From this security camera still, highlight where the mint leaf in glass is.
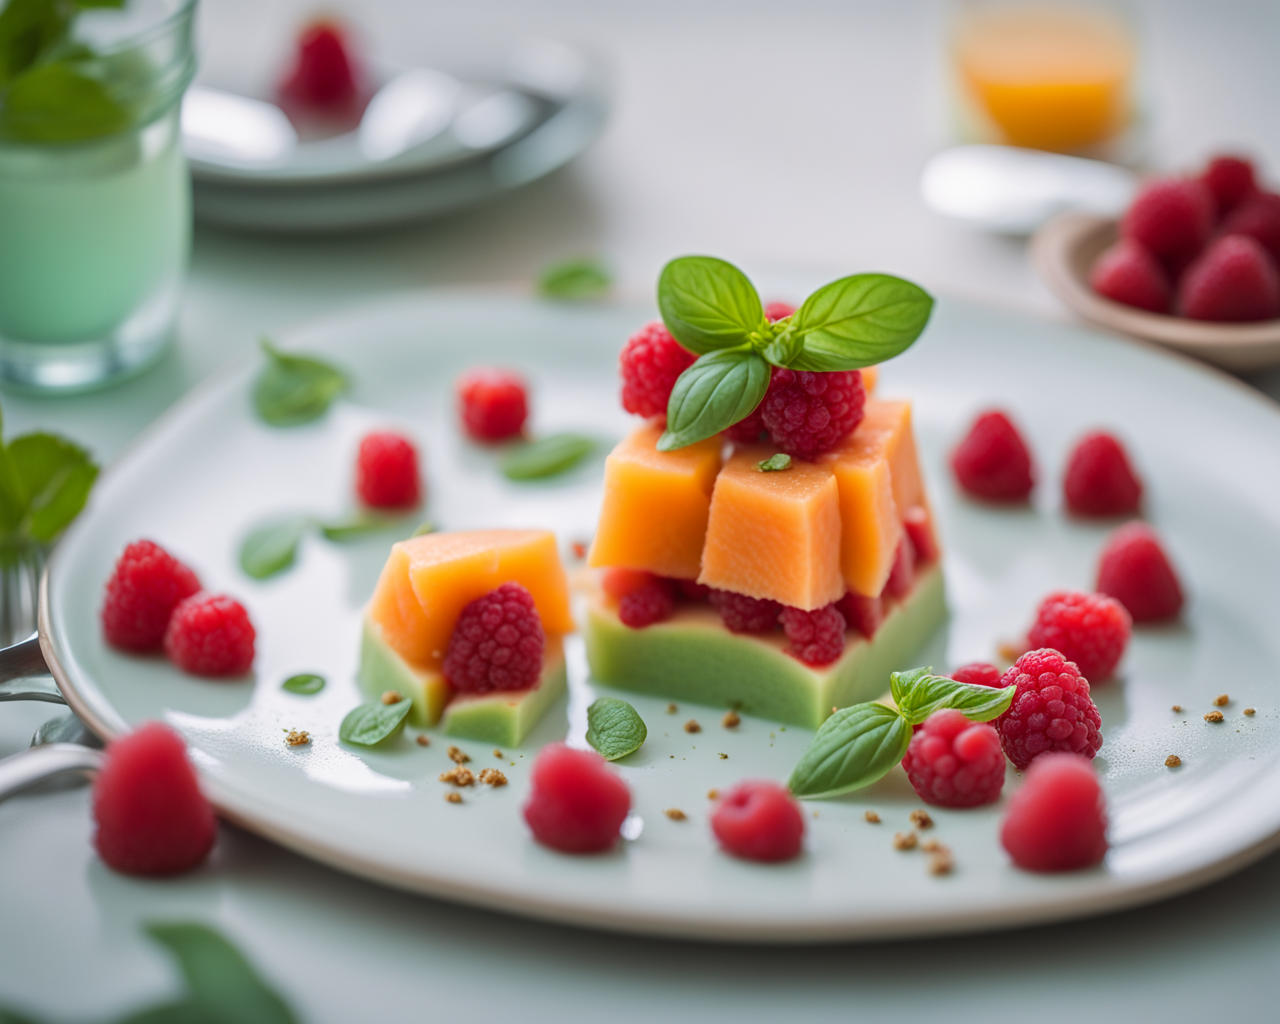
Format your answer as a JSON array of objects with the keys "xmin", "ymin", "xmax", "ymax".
[
  {"xmin": 339, "ymin": 698, "xmax": 412, "ymax": 746},
  {"xmin": 787, "ymin": 274, "xmax": 934, "ymax": 372},
  {"xmin": 0, "ymin": 61, "xmax": 129, "ymax": 142},
  {"xmin": 240, "ymin": 516, "xmax": 310, "ymax": 580},
  {"xmin": 501, "ymin": 433, "xmax": 595, "ymax": 480},
  {"xmin": 281, "ymin": 673, "xmax": 325, "ymax": 695},
  {"xmin": 253, "ymin": 339, "xmax": 349, "ymax": 427},
  {"xmin": 586, "ymin": 697, "xmax": 647, "ymax": 761},
  {"xmin": 757, "ymin": 453, "xmax": 791, "ymax": 472},
  {"xmin": 538, "ymin": 257, "xmax": 612, "ymax": 300},
  {"xmin": 788, "ymin": 702, "xmax": 912, "ymax": 798},
  {"xmin": 657, "ymin": 255, "xmax": 767, "ymax": 354},
  {"xmin": 658, "ymin": 348, "xmax": 770, "ymax": 451}
]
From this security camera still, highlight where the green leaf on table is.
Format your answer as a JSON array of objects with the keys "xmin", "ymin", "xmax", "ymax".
[
  {"xmin": 787, "ymin": 702, "xmax": 911, "ymax": 799},
  {"xmin": 281, "ymin": 673, "xmax": 325, "ymax": 695},
  {"xmin": 411, "ymin": 520, "xmax": 436, "ymax": 537},
  {"xmin": 318, "ymin": 511, "xmax": 412, "ymax": 542},
  {"xmin": 890, "ymin": 666, "xmax": 1015, "ymax": 727},
  {"xmin": 657, "ymin": 348, "xmax": 770, "ymax": 451},
  {"xmin": 253, "ymin": 339, "xmax": 349, "ymax": 427},
  {"xmin": 239, "ymin": 517, "xmax": 310, "ymax": 580},
  {"xmin": 788, "ymin": 273, "xmax": 934, "ymax": 372},
  {"xmin": 501, "ymin": 433, "xmax": 595, "ymax": 480},
  {"xmin": 757, "ymin": 453, "xmax": 791, "ymax": 472},
  {"xmin": 657, "ymin": 256, "xmax": 766, "ymax": 354},
  {"xmin": 0, "ymin": 61, "xmax": 131, "ymax": 142},
  {"xmin": 538, "ymin": 257, "xmax": 612, "ymax": 300},
  {"xmin": 141, "ymin": 922, "xmax": 298, "ymax": 1024},
  {"xmin": 7, "ymin": 432, "xmax": 98, "ymax": 543},
  {"xmin": 585, "ymin": 697, "xmax": 647, "ymax": 761},
  {"xmin": 339, "ymin": 698, "xmax": 411, "ymax": 746}
]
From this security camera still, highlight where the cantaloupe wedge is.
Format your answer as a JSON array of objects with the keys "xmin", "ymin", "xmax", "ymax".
[
  {"xmin": 588, "ymin": 422, "xmax": 722, "ymax": 580},
  {"xmin": 698, "ymin": 445, "xmax": 844, "ymax": 611},
  {"xmin": 861, "ymin": 366, "xmax": 879, "ymax": 393}
]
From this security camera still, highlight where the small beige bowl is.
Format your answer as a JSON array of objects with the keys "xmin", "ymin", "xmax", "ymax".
[{"xmin": 1031, "ymin": 211, "xmax": 1280, "ymax": 372}]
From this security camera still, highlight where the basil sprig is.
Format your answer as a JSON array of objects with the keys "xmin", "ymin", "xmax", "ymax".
[
  {"xmin": 787, "ymin": 666, "xmax": 1014, "ymax": 798},
  {"xmin": 339, "ymin": 697, "xmax": 412, "ymax": 746},
  {"xmin": 655, "ymin": 256, "xmax": 933, "ymax": 451},
  {"xmin": 585, "ymin": 697, "xmax": 647, "ymax": 761},
  {"xmin": 253, "ymin": 339, "xmax": 349, "ymax": 427}
]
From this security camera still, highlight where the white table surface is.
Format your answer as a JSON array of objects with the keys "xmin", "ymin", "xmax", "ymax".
[{"xmin": 3, "ymin": 1, "xmax": 1280, "ymax": 1020}]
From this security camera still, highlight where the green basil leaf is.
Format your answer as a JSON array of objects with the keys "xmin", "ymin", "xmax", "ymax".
[
  {"xmin": 657, "ymin": 349, "xmax": 770, "ymax": 451},
  {"xmin": 787, "ymin": 702, "xmax": 911, "ymax": 799},
  {"xmin": 318, "ymin": 512, "xmax": 410, "ymax": 542},
  {"xmin": 757, "ymin": 453, "xmax": 791, "ymax": 472},
  {"xmin": 789, "ymin": 274, "xmax": 934, "ymax": 371},
  {"xmin": 281, "ymin": 673, "xmax": 325, "ymax": 695},
  {"xmin": 240, "ymin": 517, "xmax": 310, "ymax": 580},
  {"xmin": 657, "ymin": 256, "xmax": 766, "ymax": 354},
  {"xmin": 889, "ymin": 665, "xmax": 932, "ymax": 708},
  {"xmin": 6, "ymin": 432, "xmax": 98, "ymax": 543},
  {"xmin": 339, "ymin": 698, "xmax": 412, "ymax": 746},
  {"xmin": 585, "ymin": 697, "xmax": 647, "ymax": 761},
  {"xmin": 411, "ymin": 520, "xmax": 436, "ymax": 537},
  {"xmin": 0, "ymin": 61, "xmax": 130, "ymax": 142},
  {"xmin": 0, "ymin": 0, "xmax": 70, "ymax": 86},
  {"xmin": 501, "ymin": 433, "xmax": 595, "ymax": 480},
  {"xmin": 143, "ymin": 922, "xmax": 298, "ymax": 1024},
  {"xmin": 538, "ymin": 257, "xmax": 612, "ymax": 300},
  {"xmin": 892, "ymin": 670, "xmax": 1015, "ymax": 726},
  {"xmin": 253, "ymin": 339, "xmax": 349, "ymax": 427}
]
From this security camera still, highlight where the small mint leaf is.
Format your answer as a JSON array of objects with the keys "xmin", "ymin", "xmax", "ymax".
[
  {"xmin": 6, "ymin": 431, "xmax": 97, "ymax": 543},
  {"xmin": 787, "ymin": 702, "xmax": 911, "ymax": 798},
  {"xmin": 411, "ymin": 520, "xmax": 436, "ymax": 537},
  {"xmin": 240, "ymin": 516, "xmax": 310, "ymax": 579},
  {"xmin": 501, "ymin": 433, "xmax": 595, "ymax": 480},
  {"xmin": 538, "ymin": 257, "xmax": 612, "ymax": 300},
  {"xmin": 761, "ymin": 326, "xmax": 803, "ymax": 367},
  {"xmin": 281, "ymin": 673, "xmax": 325, "ymax": 695},
  {"xmin": 657, "ymin": 256, "xmax": 766, "ymax": 355},
  {"xmin": 339, "ymin": 698, "xmax": 411, "ymax": 746},
  {"xmin": 0, "ymin": 61, "xmax": 130, "ymax": 142},
  {"xmin": 657, "ymin": 349, "xmax": 770, "ymax": 451},
  {"xmin": 585, "ymin": 697, "xmax": 647, "ymax": 761},
  {"xmin": 253, "ymin": 339, "xmax": 349, "ymax": 427},
  {"xmin": 790, "ymin": 274, "xmax": 933, "ymax": 372},
  {"xmin": 319, "ymin": 512, "xmax": 410, "ymax": 542},
  {"xmin": 756, "ymin": 453, "xmax": 791, "ymax": 472},
  {"xmin": 891, "ymin": 668, "xmax": 1016, "ymax": 727}
]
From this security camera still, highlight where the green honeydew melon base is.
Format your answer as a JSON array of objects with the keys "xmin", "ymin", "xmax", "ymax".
[{"xmin": 584, "ymin": 564, "xmax": 947, "ymax": 729}]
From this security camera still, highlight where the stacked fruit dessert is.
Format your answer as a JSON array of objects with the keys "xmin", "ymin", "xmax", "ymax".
[
  {"xmin": 360, "ymin": 529, "xmax": 575, "ymax": 745},
  {"xmin": 584, "ymin": 257, "xmax": 943, "ymax": 728}
]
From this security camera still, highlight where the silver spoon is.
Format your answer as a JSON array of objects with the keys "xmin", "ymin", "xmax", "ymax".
[
  {"xmin": 0, "ymin": 632, "xmax": 60, "ymax": 704},
  {"xmin": 0, "ymin": 743, "xmax": 104, "ymax": 803}
]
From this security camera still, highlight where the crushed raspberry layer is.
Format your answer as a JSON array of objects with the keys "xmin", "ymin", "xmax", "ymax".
[
  {"xmin": 780, "ymin": 604, "xmax": 846, "ymax": 666},
  {"xmin": 619, "ymin": 321, "xmax": 697, "ymax": 419},
  {"xmin": 951, "ymin": 410, "xmax": 1035, "ymax": 502},
  {"xmin": 457, "ymin": 368, "xmax": 529, "ymax": 442},
  {"xmin": 523, "ymin": 743, "xmax": 631, "ymax": 853},
  {"xmin": 994, "ymin": 648, "xmax": 1104, "ymax": 769},
  {"xmin": 163, "ymin": 594, "xmax": 255, "ymax": 677},
  {"xmin": 1027, "ymin": 590, "xmax": 1131, "ymax": 682},
  {"xmin": 758, "ymin": 368, "xmax": 865, "ymax": 460},
  {"xmin": 102, "ymin": 540, "xmax": 201, "ymax": 652},
  {"xmin": 356, "ymin": 431, "xmax": 421, "ymax": 509},
  {"xmin": 709, "ymin": 590, "xmax": 781, "ymax": 633},
  {"xmin": 443, "ymin": 582, "xmax": 545, "ymax": 693},
  {"xmin": 711, "ymin": 780, "xmax": 804, "ymax": 862},
  {"xmin": 902, "ymin": 708, "xmax": 1006, "ymax": 808},
  {"xmin": 839, "ymin": 591, "xmax": 884, "ymax": 640},
  {"xmin": 1063, "ymin": 432, "xmax": 1143, "ymax": 517},
  {"xmin": 1096, "ymin": 522, "xmax": 1185, "ymax": 623},
  {"xmin": 1000, "ymin": 753, "xmax": 1108, "ymax": 872},
  {"xmin": 619, "ymin": 579, "xmax": 676, "ymax": 628}
]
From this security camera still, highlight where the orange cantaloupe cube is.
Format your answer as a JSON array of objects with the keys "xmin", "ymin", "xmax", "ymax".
[
  {"xmin": 698, "ymin": 445, "xmax": 844, "ymax": 610},
  {"xmin": 588, "ymin": 422, "xmax": 723, "ymax": 580},
  {"xmin": 861, "ymin": 365, "xmax": 879, "ymax": 393},
  {"xmin": 367, "ymin": 529, "xmax": 573, "ymax": 668}
]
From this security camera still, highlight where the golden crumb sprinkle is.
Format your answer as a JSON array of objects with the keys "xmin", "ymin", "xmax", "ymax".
[
  {"xmin": 707, "ymin": 789, "xmax": 719, "ymax": 800},
  {"xmin": 1171, "ymin": 705, "xmax": 1182, "ymax": 713},
  {"xmin": 929, "ymin": 851, "xmax": 955, "ymax": 875},
  {"xmin": 864, "ymin": 811, "xmax": 881, "ymax": 824},
  {"xmin": 894, "ymin": 831, "xmax": 918, "ymax": 851},
  {"xmin": 439, "ymin": 766, "xmax": 476, "ymax": 787},
  {"xmin": 666, "ymin": 702, "xmax": 678, "ymax": 714},
  {"xmin": 284, "ymin": 729, "xmax": 310, "ymax": 747},
  {"xmin": 921, "ymin": 839, "xmax": 948, "ymax": 854},
  {"xmin": 1205, "ymin": 711, "xmax": 1224, "ymax": 723},
  {"xmin": 1245, "ymin": 708, "xmax": 1257, "ymax": 716},
  {"xmin": 664, "ymin": 808, "xmax": 687, "ymax": 821},
  {"xmin": 684, "ymin": 719, "xmax": 702, "ymax": 733},
  {"xmin": 909, "ymin": 809, "xmax": 934, "ymax": 829},
  {"xmin": 1214, "ymin": 693, "xmax": 1230, "ymax": 707},
  {"xmin": 380, "ymin": 690, "xmax": 403, "ymax": 705},
  {"xmin": 445, "ymin": 792, "xmax": 463, "ymax": 804},
  {"xmin": 1165, "ymin": 755, "xmax": 1182, "ymax": 767},
  {"xmin": 722, "ymin": 710, "xmax": 741, "ymax": 728},
  {"xmin": 997, "ymin": 641, "xmax": 1023, "ymax": 663},
  {"xmin": 478, "ymin": 768, "xmax": 508, "ymax": 787},
  {"xmin": 447, "ymin": 745, "xmax": 471, "ymax": 764},
  {"xmin": 415, "ymin": 734, "xmax": 430, "ymax": 746},
  {"xmin": 718, "ymin": 752, "xmax": 728, "ymax": 759},
  {"xmin": 493, "ymin": 749, "xmax": 504, "ymax": 759}
]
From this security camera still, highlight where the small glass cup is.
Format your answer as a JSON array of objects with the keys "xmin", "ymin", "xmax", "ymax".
[{"xmin": 0, "ymin": 0, "xmax": 197, "ymax": 393}]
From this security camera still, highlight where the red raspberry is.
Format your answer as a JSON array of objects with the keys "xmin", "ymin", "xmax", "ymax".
[
  {"xmin": 1000, "ymin": 753, "xmax": 1108, "ymax": 872},
  {"xmin": 93, "ymin": 722, "xmax": 216, "ymax": 876},
  {"xmin": 1089, "ymin": 239, "xmax": 1172, "ymax": 314},
  {"xmin": 600, "ymin": 567, "xmax": 652, "ymax": 601},
  {"xmin": 102, "ymin": 540, "xmax": 201, "ymax": 652},
  {"xmin": 1120, "ymin": 177, "xmax": 1215, "ymax": 277},
  {"xmin": 902, "ymin": 709, "xmax": 1006, "ymax": 808},
  {"xmin": 356, "ymin": 431, "xmax": 421, "ymax": 509},
  {"xmin": 1178, "ymin": 234, "xmax": 1280, "ymax": 322},
  {"xmin": 279, "ymin": 21, "xmax": 360, "ymax": 111},
  {"xmin": 1219, "ymin": 193, "xmax": 1280, "ymax": 265},
  {"xmin": 1201, "ymin": 155, "xmax": 1258, "ymax": 218},
  {"xmin": 839, "ymin": 591, "xmax": 883, "ymax": 640},
  {"xmin": 951, "ymin": 662, "xmax": 1002, "ymax": 687},
  {"xmin": 994, "ymin": 649, "xmax": 1104, "ymax": 769},
  {"xmin": 1063, "ymin": 431, "xmax": 1143, "ymax": 517},
  {"xmin": 780, "ymin": 603, "xmax": 846, "ymax": 666},
  {"xmin": 709, "ymin": 589, "xmax": 780, "ymax": 633},
  {"xmin": 1096, "ymin": 522, "xmax": 1184, "ymax": 623},
  {"xmin": 1027, "ymin": 590, "xmax": 1130, "ymax": 681},
  {"xmin": 523, "ymin": 743, "xmax": 631, "ymax": 853},
  {"xmin": 457, "ymin": 368, "xmax": 529, "ymax": 442},
  {"xmin": 619, "ymin": 321, "xmax": 696, "ymax": 419},
  {"xmin": 951, "ymin": 410, "xmax": 1035, "ymax": 502},
  {"xmin": 164, "ymin": 595, "xmax": 256, "ymax": 676},
  {"xmin": 676, "ymin": 579, "xmax": 710, "ymax": 602},
  {"xmin": 443, "ymin": 582, "xmax": 544, "ymax": 693},
  {"xmin": 723, "ymin": 406, "xmax": 767, "ymax": 444},
  {"xmin": 902, "ymin": 506, "xmax": 939, "ymax": 564},
  {"xmin": 759, "ymin": 369, "xmax": 865, "ymax": 460},
  {"xmin": 618, "ymin": 579, "xmax": 676, "ymax": 628},
  {"xmin": 884, "ymin": 538, "xmax": 914, "ymax": 600},
  {"xmin": 710, "ymin": 780, "xmax": 804, "ymax": 862},
  {"xmin": 764, "ymin": 301, "xmax": 797, "ymax": 321}
]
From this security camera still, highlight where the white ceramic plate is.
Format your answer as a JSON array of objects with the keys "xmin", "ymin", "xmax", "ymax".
[{"xmin": 41, "ymin": 292, "xmax": 1280, "ymax": 942}]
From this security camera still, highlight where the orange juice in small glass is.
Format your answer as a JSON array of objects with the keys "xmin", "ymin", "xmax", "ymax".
[{"xmin": 952, "ymin": 0, "xmax": 1138, "ymax": 155}]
